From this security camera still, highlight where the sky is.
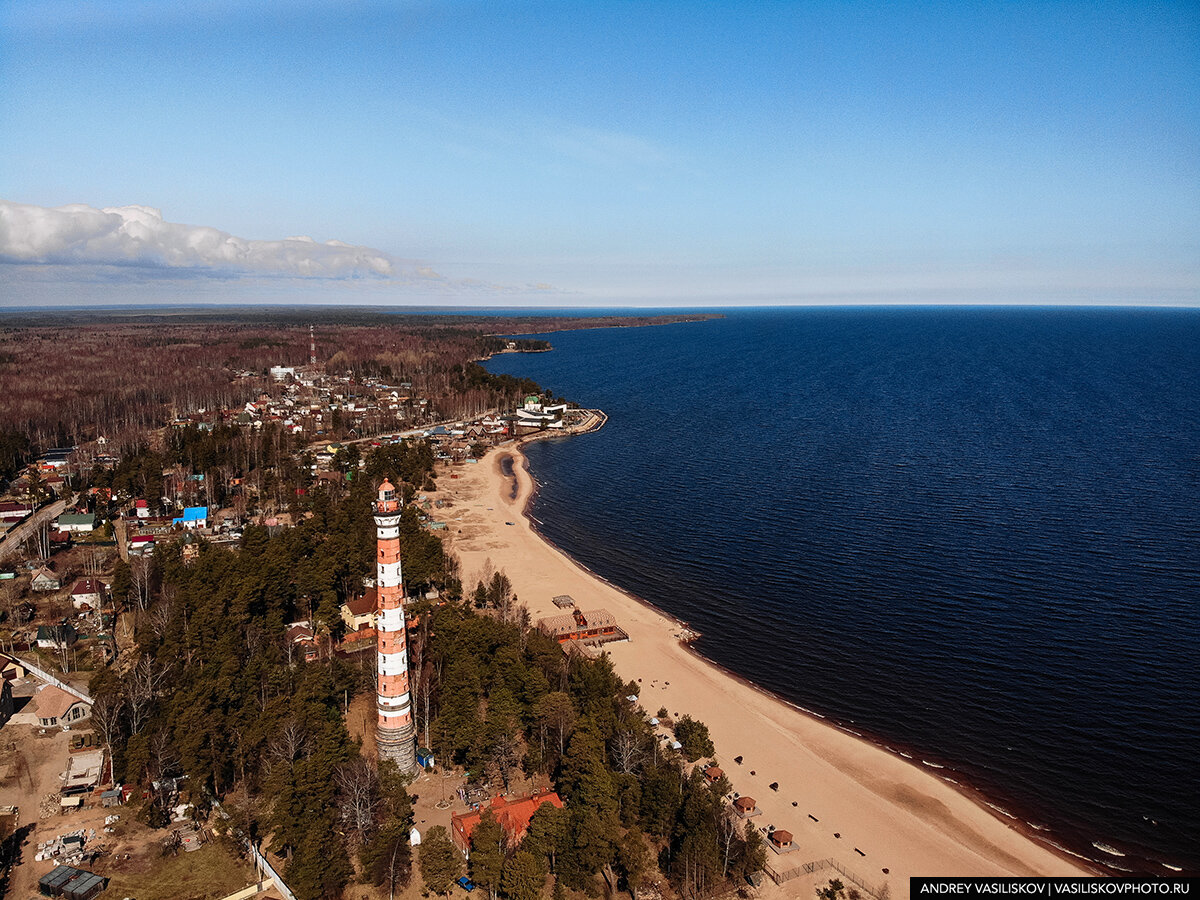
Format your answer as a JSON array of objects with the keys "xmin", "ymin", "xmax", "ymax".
[{"xmin": 1, "ymin": 0, "xmax": 1198, "ymax": 307}]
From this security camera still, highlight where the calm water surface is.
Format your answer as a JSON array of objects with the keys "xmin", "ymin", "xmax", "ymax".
[{"xmin": 483, "ymin": 307, "xmax": 1200, "ymax": 874}]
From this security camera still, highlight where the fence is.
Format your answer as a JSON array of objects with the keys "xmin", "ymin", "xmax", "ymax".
[
  {"xmin": 12, "ymin": 655, "xmax": 91, "ymax": 704},
  {"xmin": 765, "ymin": 856, "xmax": 885, "ymax": 899},
  {"xmin": 247, "ymin": 841, "xmax": 297, "ymax": 900},
  {"xmin": 212, "ymin": 798, "xmax": 298, "ymax": 900}
]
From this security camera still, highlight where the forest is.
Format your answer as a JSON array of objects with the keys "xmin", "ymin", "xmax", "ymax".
[
  {"xmin": 86, "ymin": 440, "xmax": 762, "ymax": 900},
  {"xmin": 0, "ymin": 309, "xmax": 717, "ymax": 452}
]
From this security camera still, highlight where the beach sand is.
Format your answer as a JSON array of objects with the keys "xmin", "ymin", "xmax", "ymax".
[{"xmin": 432, "ymin": 439, "xmax": 1095, "ymax": 896}]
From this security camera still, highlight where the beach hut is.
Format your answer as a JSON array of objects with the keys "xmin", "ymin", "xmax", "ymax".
[
  {"xmin": 704, "ymin": 766, "xmax": 724, "ymax": 783},
  {"xmin": 733, "ymin": 796, "xmax": 760, "ymax": 818},
  {"xmin": 768, "ymin": 829, "xmax": 793, "ymax": 849}
]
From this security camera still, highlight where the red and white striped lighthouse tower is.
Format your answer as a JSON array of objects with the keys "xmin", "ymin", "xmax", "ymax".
[{"xmin": 374, "ymin": 479, "xmax": 417, "ymax": 772}]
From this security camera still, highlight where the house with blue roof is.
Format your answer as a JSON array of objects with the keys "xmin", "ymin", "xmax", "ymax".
[{"xmin": 172, "ymin": 506, "xmax": 208, "ymax": 529}]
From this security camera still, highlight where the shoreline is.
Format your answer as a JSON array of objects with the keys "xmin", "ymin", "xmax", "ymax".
[
  {"xmin": 506, "ymin": 449, "xmax": 1121, "ymax": 877},
  {"xmin": 435, "ymin": 437, "xmax": 1101, "ymax": 896}
]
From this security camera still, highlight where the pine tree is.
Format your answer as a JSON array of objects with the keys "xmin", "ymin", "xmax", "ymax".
[
  {"xmin": 618, "ymin": 828, "xmax": 651, "ymax": 898},
  {"xmin": 524, "ymin": 804, "xmax": 570, "ymax": 873},
  {"xmin": 470, "ymin": 809, "xmax": 506, "ymax": 900},
  {"xmin": 500, "ymin": 850, "xmax": 543, "ymax": 900},
  {"xmin": 360, "ymin": 820, "xmax": 412, "ymax": 898},
  {"xmin": 420, "ymin": 825, "xmax": 462, "ymax": 896}
]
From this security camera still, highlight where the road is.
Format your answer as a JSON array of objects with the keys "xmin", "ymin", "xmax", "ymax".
[
  {"xmin": 0, "ymin": 498, "xmax": 69, "ymax": 564},
  {"xmin": 303, "ymin": 409, "xmax": 501, "ymax": 452}
]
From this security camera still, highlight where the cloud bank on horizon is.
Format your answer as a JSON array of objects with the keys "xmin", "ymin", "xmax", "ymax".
[{"xmin": 0, "ymin": 199, "xmax": 399, "ymax": 279}]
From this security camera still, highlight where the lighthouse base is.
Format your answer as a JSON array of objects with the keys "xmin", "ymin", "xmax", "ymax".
[{"xmin": 376, "ymin": 723, "xmax": 417, "ymax": 774}]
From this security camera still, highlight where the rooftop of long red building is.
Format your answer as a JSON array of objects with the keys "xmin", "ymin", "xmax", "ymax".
[{"xmin": 450, "ymin": 790, "xmax": 564, "ymax": 853}]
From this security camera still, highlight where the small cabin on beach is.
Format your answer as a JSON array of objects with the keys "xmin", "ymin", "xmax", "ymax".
[
  {"xmin": 767, "ymin": 829, "xmax": 796, "ymax": 853},
  {"xmin": 733, "ymin": 796, "xmax": 761, "ymax": 818}
]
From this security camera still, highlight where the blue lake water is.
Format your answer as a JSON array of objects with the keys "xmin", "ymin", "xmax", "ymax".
[{"xmin": 483, "ymin": 306, "xmax": 1200, "ymax": 874}]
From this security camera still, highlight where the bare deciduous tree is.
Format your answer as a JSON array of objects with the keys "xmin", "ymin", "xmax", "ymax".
[
  {"xmin": 335, "ymin": 757, "xmax": 380, "ymax": 843},
  {"xmin": 610, "ymin": 729, "xmax": 646, "ymax": 775},
  {"xmin": 126, "ymin": 656, "xmax": 170, "ymax": 735},
  {"xmin": 90, "ymin": 692, "xmax": 125, "ymax": 761},
  {"xmin": 267, "ymin": 718, "xmax": 311, "ymax": 766}
]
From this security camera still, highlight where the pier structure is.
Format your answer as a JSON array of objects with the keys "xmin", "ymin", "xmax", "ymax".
[{"xmin": 373, "ymin": 479, "xmax": 417, "ymax": 772}]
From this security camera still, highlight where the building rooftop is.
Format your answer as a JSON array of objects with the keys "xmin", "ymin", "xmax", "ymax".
[
  {"xmin": 345, "ymin": 589, "xmax": 377, "ymax": 616},
  {"xmin": 452, "ymin": 791, "xmax": 564, "ymax": 851},
  {"xmin": 57, "ymin": 513, "xmax": 96, "ymax": 526},
  {"xmin": 536, "ymin": 609, "xmax": 628, "ymax": 646},
  {"xmin": 35, "ymin": 685, "xmax": 82, "ymax": 721}
]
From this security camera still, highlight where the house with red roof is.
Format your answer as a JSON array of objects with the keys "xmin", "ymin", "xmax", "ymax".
[
  {"xmin": 70, "ymin": 578, "xmax": 104, "ymax": 610},
  {"xmin": 451, "ymin": 790, "xmax": 564, "ymax": 858},
  {"xmin": 340, "ymin": 588, "xmax": 377, "ymax": 631}
]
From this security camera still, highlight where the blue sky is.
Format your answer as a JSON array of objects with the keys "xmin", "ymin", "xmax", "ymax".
[{"xmin": 1, "ymin": 0, "xmax": 1197, "ymax": 306}]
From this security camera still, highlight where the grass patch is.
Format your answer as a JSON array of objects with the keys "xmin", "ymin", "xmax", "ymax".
[{"xmin": 103, "ymin": 842, "xmax": 256, "ymax": 900}]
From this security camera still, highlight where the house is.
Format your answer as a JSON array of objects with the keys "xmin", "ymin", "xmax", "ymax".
[
  {"xmin": 37, "ymin": 622, "xmax": 77, "ymax": 649},
  {"xmin": 537, "ymin": 608, "xmax": 628, "ymax": 646},
  {"xmin": 181, "ymin": 534, "xmax": 200, "ymax": 563},
  {"xmin": 34, "ymin": 685, "xmax": 90, "ymax": 728},
  {"xmin": 285, "ymin": 621, "xmax": 327, "ymax": 663},
  {"xmin": 31, "ymin": 566, "xmax": 61, "ymax": 591},
  {"xmin": 451, "ymin": 791, "xmax": 564, "ymax": 858},
  {"xmin": 0, "ymin": 654, "xmax": 29, "ymax": 681},
  {"xmin": 56, "ymin": 513, "xmax": 97, "ymax": 534},
  {"xmin": 70, "ymin": 578, "xmax": 104, "ymax": 610},
  {"xmin": 128, "ymin": 534, "xmax": 156, "ymax": 556},
  {"xmin": 134, "ymin": 499, "xmax": 151, "ymax": 519},
  {"xmin": 0, "ymin": 502, "xmax": 32, "ymax": 524},
  {"xmin": 172, "ymin": 506, "xmax": 208, "ymax": 529},
  {"xmin": 341, "ymin": 588, "xmax": 377, "ymax": 631}
]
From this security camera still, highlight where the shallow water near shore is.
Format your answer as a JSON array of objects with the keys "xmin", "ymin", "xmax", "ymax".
[{"xmin": 483, "ymin": 306, "xmax": 1200, "ymax": 874}]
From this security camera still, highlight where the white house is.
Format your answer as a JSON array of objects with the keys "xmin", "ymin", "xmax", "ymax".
[
  {"xmin": 70, "ymin": 578, "xmax": 104, "ymax": 610},
  {"xmin": 56, "ymin": 513, "xmax": 97, "ymax": 533}
]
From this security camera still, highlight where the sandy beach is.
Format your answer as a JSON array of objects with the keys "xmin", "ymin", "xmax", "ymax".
[{"xmin": 432, "ymin": 435, "xmax": 1096, "ymax": 896}]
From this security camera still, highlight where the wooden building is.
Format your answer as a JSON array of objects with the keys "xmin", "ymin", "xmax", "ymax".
[{"xmin": 536, "ymin": 608, "xmax": 628, "ymax": 646}]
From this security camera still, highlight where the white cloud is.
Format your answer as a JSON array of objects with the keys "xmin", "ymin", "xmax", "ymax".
[{"xmin": 0, "ymin": 199, "xmax": 397, "ymax": 278}]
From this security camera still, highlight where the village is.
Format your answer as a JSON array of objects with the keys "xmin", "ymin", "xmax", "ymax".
[{"xmin": 0, "ymin": 363, "xmax": 671, "ymax": 900}]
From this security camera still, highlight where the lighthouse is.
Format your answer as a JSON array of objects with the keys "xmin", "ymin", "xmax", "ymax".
[{"xmin": 374, "ymin": 479, "xmax": 417, "ymax": 772}]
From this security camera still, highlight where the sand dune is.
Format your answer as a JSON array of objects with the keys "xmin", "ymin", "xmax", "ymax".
[{"xmin": 433, "ymin": 443, "xmax": 1095, "ymax": 897}]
